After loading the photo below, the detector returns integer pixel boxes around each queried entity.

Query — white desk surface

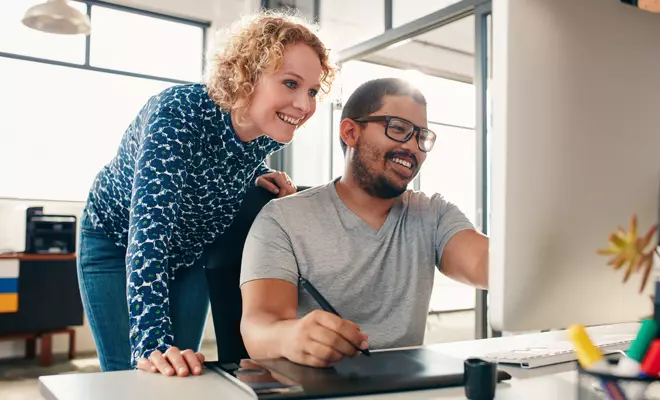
[39,322,641,400]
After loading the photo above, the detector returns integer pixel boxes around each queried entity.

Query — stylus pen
[299,276,371,357]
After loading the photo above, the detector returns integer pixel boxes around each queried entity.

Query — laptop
[206,347,511,399]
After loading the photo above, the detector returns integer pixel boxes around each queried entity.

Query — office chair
[204,185,311,363]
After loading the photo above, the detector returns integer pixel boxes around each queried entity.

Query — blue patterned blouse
[84,83,283,366]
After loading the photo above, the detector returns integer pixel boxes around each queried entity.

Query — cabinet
[0,253,82,365]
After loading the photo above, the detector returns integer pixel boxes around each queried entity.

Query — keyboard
[482,333,635,369]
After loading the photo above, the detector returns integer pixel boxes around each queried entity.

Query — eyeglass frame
[350,115,437,152]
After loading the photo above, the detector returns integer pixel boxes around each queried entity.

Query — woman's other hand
[256,171,297,198]
[137,347,205,377]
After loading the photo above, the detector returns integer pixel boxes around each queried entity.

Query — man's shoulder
[258,184,332,222]
[402,189,451,213]
[270,184,331,209]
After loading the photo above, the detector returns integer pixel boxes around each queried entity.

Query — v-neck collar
[328,178,404,239]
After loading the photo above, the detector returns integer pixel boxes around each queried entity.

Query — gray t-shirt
[240,179,474,350]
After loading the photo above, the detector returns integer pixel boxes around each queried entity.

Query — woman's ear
[339,118,360,150]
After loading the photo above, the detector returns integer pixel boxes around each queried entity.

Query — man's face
[351,95,428,199]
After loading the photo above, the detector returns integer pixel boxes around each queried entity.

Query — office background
[2,0,658,383]
[0,0,491,363]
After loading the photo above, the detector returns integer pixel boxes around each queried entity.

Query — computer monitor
[488,0,660,332]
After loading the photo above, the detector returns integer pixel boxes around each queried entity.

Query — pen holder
[577,361,660,400]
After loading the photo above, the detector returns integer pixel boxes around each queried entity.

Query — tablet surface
[207,348,512,399]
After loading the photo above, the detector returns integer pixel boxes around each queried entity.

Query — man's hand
[256,171,297,198]
[137,347,205,377]
[281,310,368,367]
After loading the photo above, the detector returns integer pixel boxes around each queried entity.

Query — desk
[39,322,640,400]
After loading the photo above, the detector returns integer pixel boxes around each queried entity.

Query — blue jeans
[77,210,210,371]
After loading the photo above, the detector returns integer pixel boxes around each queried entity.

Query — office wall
[319,0,385,52]
[392,0,463,27]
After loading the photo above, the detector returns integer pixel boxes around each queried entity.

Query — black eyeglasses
[352,115,437,152]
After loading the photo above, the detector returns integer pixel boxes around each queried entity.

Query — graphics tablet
[206,347,511,399]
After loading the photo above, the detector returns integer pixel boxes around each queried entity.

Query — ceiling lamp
[22,0,91,35]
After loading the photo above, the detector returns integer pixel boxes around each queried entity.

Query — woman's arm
[125,111,197,373]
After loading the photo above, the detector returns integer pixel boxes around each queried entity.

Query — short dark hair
[339,77,427,154]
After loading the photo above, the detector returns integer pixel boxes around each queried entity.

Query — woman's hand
[137,347,205,377]
[256,171,297,198]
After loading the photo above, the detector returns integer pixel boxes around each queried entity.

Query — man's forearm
[474,251,489,289]
[241,315,297,359]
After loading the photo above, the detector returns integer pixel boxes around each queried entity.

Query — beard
[351,139,412,199]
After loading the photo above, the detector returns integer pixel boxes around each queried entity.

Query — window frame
[0,0,211,85]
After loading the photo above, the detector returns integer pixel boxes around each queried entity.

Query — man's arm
[240,279,299,359]
[432,193,489,290]
[240,202,299,359]
[439,229,488,289]
[240,203,367,366]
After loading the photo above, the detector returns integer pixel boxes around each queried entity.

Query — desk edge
[38,376,58,400]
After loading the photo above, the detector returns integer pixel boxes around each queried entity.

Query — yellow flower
[597,214,657,293]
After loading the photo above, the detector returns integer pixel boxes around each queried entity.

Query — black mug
[464,357,498,400]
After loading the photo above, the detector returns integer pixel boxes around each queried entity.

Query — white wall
[392,0,463,27]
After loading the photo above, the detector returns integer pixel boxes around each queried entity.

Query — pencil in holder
[577,361,660,400]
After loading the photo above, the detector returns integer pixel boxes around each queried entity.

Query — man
[239,78,488,368]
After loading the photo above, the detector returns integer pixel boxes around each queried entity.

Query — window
[0,58,174,201]
[89,6,203,81]
[0,1,208,202]
[419,124,476,223]
[331,106,345,179]
[412,76,476,313]
[0,0,87,63]
[288,102,334,187]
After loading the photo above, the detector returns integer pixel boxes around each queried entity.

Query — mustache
[385,150,418,169]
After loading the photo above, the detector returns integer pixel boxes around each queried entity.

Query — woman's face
[247,42,323,144]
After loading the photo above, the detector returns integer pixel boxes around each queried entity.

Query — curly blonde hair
[206,10,335,113]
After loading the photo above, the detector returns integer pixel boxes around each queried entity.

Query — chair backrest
[204,185,311,363]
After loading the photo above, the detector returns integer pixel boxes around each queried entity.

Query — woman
[77,11,335,376]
